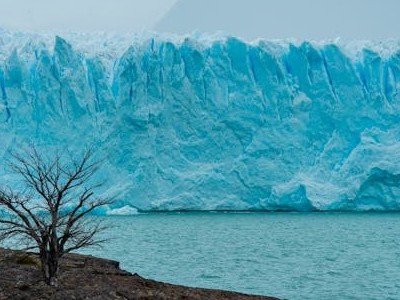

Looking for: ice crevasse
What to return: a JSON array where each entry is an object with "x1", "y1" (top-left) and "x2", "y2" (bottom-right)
[{"x1": 1, "y1": 30, "x2": 400, "y2": 212}]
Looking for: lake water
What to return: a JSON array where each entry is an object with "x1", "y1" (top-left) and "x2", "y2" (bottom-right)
[{"x1": 80, "y1": 212, "x2": 400, "y2": 300}]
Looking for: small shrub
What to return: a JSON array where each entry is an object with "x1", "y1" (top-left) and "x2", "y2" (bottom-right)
[
  {"x1": 17, "y1": 284, "x2": 30, "y2": 291},
  {"x1": 15, "y1": 255, "x2": 39, "y2": 267}
]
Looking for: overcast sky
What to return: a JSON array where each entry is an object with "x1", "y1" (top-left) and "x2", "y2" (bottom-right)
[
  {"x1": 0, "y1": 0, "x2": 398, "y2": 40},
  {"x1": 157, "y1": 0, "x2": 400, "y2": 40},
  {"x1": 0, "y1": 0, "x2": 176, "y2": 32}
]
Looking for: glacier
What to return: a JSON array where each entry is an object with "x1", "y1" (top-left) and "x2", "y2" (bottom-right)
[{"x1": 1, "y1": 29, "x2": 400, "y2": 212}]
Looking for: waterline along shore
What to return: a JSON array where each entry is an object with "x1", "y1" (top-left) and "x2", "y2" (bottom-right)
[{"x1": 0, "y1": 248, "x2": 279, "y2": 300}]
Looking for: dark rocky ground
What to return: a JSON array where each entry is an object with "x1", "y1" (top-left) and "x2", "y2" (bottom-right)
[{"x1": 0, "y1": 248, "x2": 280, "y2": 300}]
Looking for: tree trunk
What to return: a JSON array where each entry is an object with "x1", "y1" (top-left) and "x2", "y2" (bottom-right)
[
  {"x1": 40, "y1": 251, "x2": 59, "y2": 287},
  {"x1": 48, "y1": 256, "x2": 59, "y2": 287}
]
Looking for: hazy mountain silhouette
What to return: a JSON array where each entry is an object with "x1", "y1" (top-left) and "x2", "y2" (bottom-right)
[{"x1": 155, "y1": 0, "x2": 400, "y2": 40}]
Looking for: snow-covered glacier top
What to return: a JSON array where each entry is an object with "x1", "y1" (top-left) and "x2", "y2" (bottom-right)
[
  {"x1": 1, "y1": 29, "x2": 400, "y2": 212},
  {"x1": 1, "y1": 28, "x2": 400, "y2": 61}
]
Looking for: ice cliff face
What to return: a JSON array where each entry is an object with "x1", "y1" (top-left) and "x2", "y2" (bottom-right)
[{"x1": 1, "y1": 30, "x2": 400, "y2": 212}]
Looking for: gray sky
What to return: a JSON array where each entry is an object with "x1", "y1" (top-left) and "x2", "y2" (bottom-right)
[
  {"x1": 0, "y1": 0, "x2": 176, "y2": 32},
  {"x1": 157, "y1": 0, "x2": 400, "y2": 40},
  {"x1": 0, "y1": 0, "x2": 398, "y2": 40}
]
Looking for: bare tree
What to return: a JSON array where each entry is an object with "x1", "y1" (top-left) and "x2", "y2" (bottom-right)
[{"x1": 0, "y1": 147, "x2": 112, "y2": 287}]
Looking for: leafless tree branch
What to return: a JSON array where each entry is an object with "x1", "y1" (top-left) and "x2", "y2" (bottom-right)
[{"x1": 0, "y1": 146, "x2": 111, "y2": 287}]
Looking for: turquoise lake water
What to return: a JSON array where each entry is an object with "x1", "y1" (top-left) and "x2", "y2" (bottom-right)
[{"x1": 80, "y1": 212, "x2": 399, "y2": 299}]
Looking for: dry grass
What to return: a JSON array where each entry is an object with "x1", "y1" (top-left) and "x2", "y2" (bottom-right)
[{"x1": 15, "y1": 255, "x2": 40, "y2": 267}]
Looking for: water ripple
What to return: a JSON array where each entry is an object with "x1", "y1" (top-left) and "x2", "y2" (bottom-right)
[{"x1": 79, "y1": 212, "x2": 400, "y2": 300}]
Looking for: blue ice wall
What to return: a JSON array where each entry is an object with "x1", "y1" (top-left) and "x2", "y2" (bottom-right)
[{"x1": 1, "y1": 31, "x2": 400, "y2": 211}]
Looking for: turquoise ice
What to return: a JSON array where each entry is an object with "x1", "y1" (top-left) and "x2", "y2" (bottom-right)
[{"x1": 1, "y1": 30, "x2": 400, "y2": 212}]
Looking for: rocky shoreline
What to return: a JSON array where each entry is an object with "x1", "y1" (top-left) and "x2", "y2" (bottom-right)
[{"x1": 0, "y1": 248, "x2": 279, "y2": 299}]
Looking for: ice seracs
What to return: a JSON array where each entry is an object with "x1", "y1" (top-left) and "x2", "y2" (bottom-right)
[{"x1": 1, "y1": 30, "x2": 400, "y2": 212}]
